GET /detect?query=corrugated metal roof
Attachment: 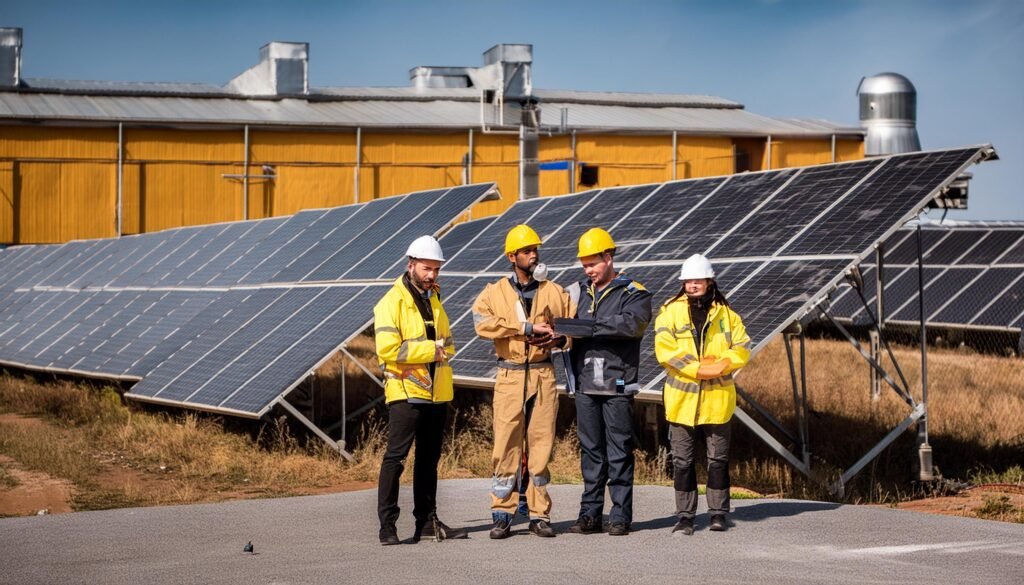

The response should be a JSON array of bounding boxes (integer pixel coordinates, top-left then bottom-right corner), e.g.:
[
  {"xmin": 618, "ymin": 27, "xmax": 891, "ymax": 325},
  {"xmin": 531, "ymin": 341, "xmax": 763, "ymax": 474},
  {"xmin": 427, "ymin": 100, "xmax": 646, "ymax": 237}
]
[{"xmin": 0, "ymin": 84, "xmax": 862, "ymax": 136}]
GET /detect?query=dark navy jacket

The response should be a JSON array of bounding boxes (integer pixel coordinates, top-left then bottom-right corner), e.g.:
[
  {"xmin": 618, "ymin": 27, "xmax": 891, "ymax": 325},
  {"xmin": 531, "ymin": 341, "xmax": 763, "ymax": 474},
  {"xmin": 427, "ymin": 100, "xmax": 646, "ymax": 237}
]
[{"xmin": 565, "ymin": 275, "xmax": 653, "ymax": 395}]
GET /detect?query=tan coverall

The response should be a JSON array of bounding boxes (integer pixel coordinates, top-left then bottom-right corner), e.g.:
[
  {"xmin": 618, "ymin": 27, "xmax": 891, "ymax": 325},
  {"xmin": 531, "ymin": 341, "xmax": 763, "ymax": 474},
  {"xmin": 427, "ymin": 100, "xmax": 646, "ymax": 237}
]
[{"xmin": 472, "ymin": 278, "xmax": 574, "ymax": 520}]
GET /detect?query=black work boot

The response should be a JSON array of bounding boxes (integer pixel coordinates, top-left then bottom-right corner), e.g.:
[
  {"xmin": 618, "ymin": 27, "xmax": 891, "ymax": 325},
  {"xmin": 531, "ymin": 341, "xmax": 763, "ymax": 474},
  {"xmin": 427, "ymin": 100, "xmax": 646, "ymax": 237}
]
[
  {"xmin": 671, "ymin": 517, "xmax": 694, "ymax": 536},
  {"xmin": 414, "ymin": 516, "xmax": 469, "ymax": 542},
  {"xmin": 709, "ymin": 514, "xmax": 728, "ymax": 532},
  {"xmin": 528, "ymin": 519, "xmax": 556, "ymax": 538},
  {"xmin": 607, "ymin": 522, "xmax": 630, "ymax": 536},
  {"xmin": 489, "ymin": 512, "xmax": 513, "ymax": 540},
  {"xmin": 379, "ymin": 523, "xmax": 400, "ymax": 545},
  {"xmin": 566, "ymin": 515, "xmax": 602, "ymax": 534}
]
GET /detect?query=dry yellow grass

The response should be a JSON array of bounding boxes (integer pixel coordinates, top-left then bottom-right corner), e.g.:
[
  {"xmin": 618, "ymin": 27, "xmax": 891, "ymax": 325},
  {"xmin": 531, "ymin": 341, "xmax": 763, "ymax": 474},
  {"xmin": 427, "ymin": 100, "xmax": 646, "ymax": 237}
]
[{"xmin": 0, "ymin": 333, "xmax": 1019, "ymax": 515}]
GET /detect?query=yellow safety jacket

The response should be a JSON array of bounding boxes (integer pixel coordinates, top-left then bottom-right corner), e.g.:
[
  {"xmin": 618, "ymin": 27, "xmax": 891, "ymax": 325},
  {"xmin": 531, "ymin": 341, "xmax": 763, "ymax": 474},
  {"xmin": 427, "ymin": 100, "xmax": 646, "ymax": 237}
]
[
  {"xmin": 472, "ymin": 278, "xmax": 574, "ymax": 364},
  {"xmin": 654, "ymin": 297, "xmax": 750, "ymax": 426},
  {"xmin": 374, "ymin": 276, "xmax": 456, "ymax": 404}
]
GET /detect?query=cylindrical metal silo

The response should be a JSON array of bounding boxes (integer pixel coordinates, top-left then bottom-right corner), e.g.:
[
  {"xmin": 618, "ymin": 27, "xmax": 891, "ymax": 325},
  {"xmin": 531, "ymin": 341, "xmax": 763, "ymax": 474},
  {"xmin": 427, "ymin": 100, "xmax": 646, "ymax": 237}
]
[{"xmin": 857, "ymin": 72, "xmax": 922, "ymax": 156}]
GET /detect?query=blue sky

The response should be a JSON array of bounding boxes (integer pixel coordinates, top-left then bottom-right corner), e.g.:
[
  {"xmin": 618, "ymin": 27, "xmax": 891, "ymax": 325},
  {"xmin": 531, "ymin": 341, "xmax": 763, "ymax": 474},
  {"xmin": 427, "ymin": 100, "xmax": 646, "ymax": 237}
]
[{"xmin": 5, "ymin": 0, "xmax": 1023, "ymax": 220}]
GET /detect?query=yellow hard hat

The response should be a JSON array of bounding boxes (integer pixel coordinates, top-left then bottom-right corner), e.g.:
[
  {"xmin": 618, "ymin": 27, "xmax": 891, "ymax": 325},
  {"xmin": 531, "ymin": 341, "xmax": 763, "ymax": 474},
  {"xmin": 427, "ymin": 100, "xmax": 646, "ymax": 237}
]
[
  {"xmin": 577, "ymin": 228, "xmax": 616, "ymax": 258},
  {"xmin": 505, "ymin": 224, "xmax": 543, "ymax": 255}
]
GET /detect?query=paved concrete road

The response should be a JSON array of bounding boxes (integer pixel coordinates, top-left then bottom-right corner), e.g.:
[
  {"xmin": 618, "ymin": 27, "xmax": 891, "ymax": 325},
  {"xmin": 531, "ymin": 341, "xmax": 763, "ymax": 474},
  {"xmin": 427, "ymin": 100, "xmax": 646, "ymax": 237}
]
[{"xmin": 1, "ymin": 479, "xmax": 1022, "ymax": 585}]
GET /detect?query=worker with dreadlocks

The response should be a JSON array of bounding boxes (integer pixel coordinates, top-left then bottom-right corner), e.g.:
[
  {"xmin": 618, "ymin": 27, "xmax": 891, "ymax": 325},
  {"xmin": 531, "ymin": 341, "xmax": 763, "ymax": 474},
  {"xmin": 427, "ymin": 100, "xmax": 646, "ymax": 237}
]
[
  {"xmin": 654, "ymin": 254, "xmax": 750, "ymax": 535},
  {"xmin": 472, "ymin": 224, "xmax": 574, "ymax": 539}
]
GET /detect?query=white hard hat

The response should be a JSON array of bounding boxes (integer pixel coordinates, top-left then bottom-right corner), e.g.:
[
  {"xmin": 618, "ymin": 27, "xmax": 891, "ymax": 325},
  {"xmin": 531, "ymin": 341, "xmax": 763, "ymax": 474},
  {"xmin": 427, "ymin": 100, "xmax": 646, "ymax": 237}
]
[
  {"xmin": 406, "ymin": 235, "xmax": 445, "ymax": 262},
  {"xmin": 679, "ymin": 254, "xmax": 715, "ymax": 280}
]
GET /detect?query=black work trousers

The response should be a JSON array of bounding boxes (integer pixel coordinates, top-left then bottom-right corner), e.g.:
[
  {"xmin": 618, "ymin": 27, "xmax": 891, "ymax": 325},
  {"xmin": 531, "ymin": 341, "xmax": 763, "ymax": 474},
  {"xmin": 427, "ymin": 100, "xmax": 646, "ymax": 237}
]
[
  {"xmin": 575, "ymin": 392, "xmax": 635, "ymax": 526},
  {"xmin": 377, "ymin": 400, "xmax": 447, "ymax": 528}
]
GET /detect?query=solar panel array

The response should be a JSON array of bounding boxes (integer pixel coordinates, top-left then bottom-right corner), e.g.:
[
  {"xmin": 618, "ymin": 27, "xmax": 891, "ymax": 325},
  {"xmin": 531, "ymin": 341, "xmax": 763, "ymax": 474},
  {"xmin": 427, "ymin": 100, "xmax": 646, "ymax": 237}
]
[
  {"xmin": 828, "ymin": 221, "xmax": 1024, "ymax": 333},
  {"xmin": 438, "ymin": 147, "xmax": 994, "ymax": 395},
  {"xmin": 0, "ymin": 183, "xmax": 497, "ymax": 418}
]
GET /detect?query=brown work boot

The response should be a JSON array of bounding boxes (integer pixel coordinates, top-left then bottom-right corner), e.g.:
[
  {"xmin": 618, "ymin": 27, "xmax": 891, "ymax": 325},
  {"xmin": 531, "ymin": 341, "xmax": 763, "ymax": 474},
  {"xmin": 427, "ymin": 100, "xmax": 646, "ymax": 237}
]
[{"xmin": 529, "ymin": 519, "xmax": 556, "ymax": 538}]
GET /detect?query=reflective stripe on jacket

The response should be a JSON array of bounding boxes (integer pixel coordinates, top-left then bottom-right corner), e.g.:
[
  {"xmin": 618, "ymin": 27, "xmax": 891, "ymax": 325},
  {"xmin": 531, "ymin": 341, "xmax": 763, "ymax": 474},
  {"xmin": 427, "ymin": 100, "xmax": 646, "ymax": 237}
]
[
  {"xmin": 654, "ymin": 297, "xmax": 750, "ymax": 426},
  {"xmin": 472, "ymin": 278, "xmax": 574, "ymax": 364},
  {"xmin": 374, "ymin": 276, "xmax": 456, "ymax": 404}
]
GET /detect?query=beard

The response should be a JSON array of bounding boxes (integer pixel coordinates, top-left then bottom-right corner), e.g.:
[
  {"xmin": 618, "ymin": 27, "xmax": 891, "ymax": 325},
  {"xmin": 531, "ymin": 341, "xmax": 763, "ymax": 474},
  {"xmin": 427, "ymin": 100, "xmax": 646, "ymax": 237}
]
[
  {"xmin": 516, "ymin": 256, "xmax": 538, "ymax": 276},
  {"xmin": 411, "ymin": 271, "xmax": 435, "ymax": 291}
]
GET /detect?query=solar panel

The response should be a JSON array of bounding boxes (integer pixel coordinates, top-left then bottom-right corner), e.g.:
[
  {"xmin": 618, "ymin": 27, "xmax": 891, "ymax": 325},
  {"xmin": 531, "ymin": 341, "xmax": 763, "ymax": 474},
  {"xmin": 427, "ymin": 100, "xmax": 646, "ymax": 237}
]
[
  {"xmin": 829, "ymin": 221, "xmax": 1024, "ymax": 333},
  {"xmin": 0, "ymin": 183, "xmax": 497, "ymax": 423},
  {"xmin": 432, "ymin": 147, "xmax": 995, "ymax": 395}
]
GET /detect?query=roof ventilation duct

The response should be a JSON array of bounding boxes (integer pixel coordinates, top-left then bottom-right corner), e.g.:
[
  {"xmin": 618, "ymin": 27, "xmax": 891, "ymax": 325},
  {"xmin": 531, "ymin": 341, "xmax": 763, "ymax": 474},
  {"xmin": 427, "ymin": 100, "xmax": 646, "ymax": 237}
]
[
  {"xmin": 226, "ymin": 41, "xmax": 308, "ymax": 96},
  {"xmin": 409, "ymin": 43, "xmax": 533, "ymax": 100},
  {"xmin": 0, "ymin": 27, "xmax": 22, "ymax": 88},
  {"xmin": 857, "ymin": 72, "xmax": 921, "ymax": 156}
]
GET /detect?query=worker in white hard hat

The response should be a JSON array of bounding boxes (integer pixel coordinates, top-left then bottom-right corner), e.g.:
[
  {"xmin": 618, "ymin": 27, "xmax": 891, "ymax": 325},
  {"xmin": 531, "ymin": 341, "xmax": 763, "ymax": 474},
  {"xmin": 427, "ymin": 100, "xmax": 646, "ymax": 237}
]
[
  {"xmin": 654, "ymin": 253, "xmax": 750, "ymax": 535},
  {"xmin": 374, "ymin": 235, "xmax": 468, "ymax": 545},
  {"xmin": 471, "ymin": 224, "xmax": 574, "ymax": 539},
  {"xmin": 560, "ymin": 228, "xmax": 653, "ymax": 537}
]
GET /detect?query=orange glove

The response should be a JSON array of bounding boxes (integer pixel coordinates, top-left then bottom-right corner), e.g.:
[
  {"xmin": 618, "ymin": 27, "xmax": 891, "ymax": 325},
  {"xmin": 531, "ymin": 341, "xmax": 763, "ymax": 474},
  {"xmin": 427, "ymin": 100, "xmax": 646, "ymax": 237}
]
[{"xmin": 696, "ymin": 358, "xmax": 731, "ymax": 380}]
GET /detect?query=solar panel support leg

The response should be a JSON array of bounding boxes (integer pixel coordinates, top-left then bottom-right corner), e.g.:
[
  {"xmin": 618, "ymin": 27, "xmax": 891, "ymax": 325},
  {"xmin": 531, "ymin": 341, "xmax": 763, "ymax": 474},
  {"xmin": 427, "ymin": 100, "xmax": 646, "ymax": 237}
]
[
  {"xmin": 278, "ymin": 398, "xmax": 355, "ymax": 463},
  {"xmin": 783, "ymin": 331, "xmax": 811, "ymax": 468},
  {"xmin": 834, "ymin": 403, "xmax": 925, "ymax": 495},
  {"xmin": 340, "ymin": 346, "xmax": 385, "ymax": 389},
  {"xmin": 916, "ymin": 224, "xmax": 934, "ymax": 481},
  {"xmin": 817, "ymin": 307, "xmax": 915, "ymax": 407},
  {"xmin": 732, "ymin": 408, "xmax": 809, "ymax": 477}
]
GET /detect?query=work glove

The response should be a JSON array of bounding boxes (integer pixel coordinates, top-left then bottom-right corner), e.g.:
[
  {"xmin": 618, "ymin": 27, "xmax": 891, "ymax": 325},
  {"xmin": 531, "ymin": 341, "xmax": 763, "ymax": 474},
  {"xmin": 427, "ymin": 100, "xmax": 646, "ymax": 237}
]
[{"xmin": 696, "ymin": 358, "xmax": 731, "ymax": 380}]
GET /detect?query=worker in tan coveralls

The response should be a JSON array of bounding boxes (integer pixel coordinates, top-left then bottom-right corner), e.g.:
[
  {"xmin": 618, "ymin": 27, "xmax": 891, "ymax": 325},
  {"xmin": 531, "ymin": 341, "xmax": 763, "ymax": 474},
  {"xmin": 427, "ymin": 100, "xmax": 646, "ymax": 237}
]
[{"xmin": 472, "ymin": 224, "xmax": 574, "ymax": 539}]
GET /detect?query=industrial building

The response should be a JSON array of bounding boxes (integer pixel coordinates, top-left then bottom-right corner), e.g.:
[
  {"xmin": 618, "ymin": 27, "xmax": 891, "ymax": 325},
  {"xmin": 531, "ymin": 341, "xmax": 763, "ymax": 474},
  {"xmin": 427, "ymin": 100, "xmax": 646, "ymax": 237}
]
[{"xmin": 0, "ymin": 27, "xmax": 864, "ymax": 244}]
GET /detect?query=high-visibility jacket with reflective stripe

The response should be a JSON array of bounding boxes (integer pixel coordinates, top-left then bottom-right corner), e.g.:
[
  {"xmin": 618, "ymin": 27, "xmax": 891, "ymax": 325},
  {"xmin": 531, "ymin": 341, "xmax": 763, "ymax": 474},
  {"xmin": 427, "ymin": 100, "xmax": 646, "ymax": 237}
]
[
  {"xmin": 374, "ymin": 277, "xmax": 456, "ymax": 404},
  {"xmin": 472, "ymin": 278, "xmax": 574, "ymax": 364},
  {"xmin": 654, "ymin": 297, "xmax": 750, "ymax": 426}
]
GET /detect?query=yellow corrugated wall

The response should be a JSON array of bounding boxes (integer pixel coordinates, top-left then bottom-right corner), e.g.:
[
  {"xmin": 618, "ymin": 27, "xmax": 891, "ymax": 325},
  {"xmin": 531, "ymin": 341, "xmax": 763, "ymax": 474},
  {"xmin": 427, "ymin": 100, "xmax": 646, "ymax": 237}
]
[
  {"xmin": 126, "ymin": 129, "xmax": 243, "ymax": 231},
  {"xmin": 0, "ymin": 126, "xmax": 118, "ymax": 243},
  {"xmin": 539, "ymin": 135, "xmax": 573, "ymax": 196},
  {"xmin": 677, "ymin": 136, "xmax": 736, "ymax": 179},
  {"xmin": 249, "ymin": 130, "xmax": 357, "ymax": 217},
  {"xmin": 575, "ymin": 135, "xmax": 672, "ymax": 189},
  {"xmin": 766, "ymin": 138, "xmax": 864, "ymax": 169},
  {"xmin": 0, "ymin": 161, "xmax": 12, "ymax": 242},
  {"xmin": 469, "ymin": 133, "xmax": 518, "ymax": 218},
  {"xmin": 360, "ymin": 133, "xmax": 467, "ymax": 201}
]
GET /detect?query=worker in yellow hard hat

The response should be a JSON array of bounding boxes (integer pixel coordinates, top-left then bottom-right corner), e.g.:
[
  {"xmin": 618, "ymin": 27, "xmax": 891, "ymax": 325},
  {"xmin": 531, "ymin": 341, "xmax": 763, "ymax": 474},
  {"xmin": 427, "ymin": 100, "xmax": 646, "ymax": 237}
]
[
  {"xmin": 558, "ymin": 227, "xmax": 652, "ymax": 537},
  {"xmin": 654, "ymin": 254, "xmax": 750, "ymax": 535},
  {"xmin": 472, "ymin": 224, "xmax": 574, "ymax": 538}
]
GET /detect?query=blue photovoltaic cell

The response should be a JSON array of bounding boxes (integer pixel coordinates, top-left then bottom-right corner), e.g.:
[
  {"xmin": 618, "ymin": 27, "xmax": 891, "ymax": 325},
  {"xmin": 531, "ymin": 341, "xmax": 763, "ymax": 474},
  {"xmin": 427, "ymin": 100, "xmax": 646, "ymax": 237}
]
[
  {"xmin": 995, "ymin": 238, "xmax": 1024, "ymax": 265},
  {"xmin": 783, "ymin": 148, "xmax": 978, "ymax": 256},
  {"xmin": 221, "ymin": 288, "xmax": 383, "ymax": 414},
  {"xmin": 932, "ymin": 267, "xmax": 1022, "ymax": 326},
  {"xmin": 539, "ymin": 186, "xmax": 659, "ymax": 267},
  {"xmin": 642, "ymin": 169, "xmax": 799, "ymax": 263},
  {"xmin": 343, "ymin": 184, "xmax": 496, "ymax": 279},
  {"xmin": 202, "ymin": 217, "xmax": 293, "ymax": 285},
  {"xmin": 443, "ymin": 198, "xmax": 548, "ymax": 272},
  {"xmin": 131, "ymin": 289, "xmax": 289, "ymax": 400},
  {"xmin": 971, "ymin": 275, "xmax": 1024, "ymax": 327},
  {"xmin": 268, "ymin": 204, "xmax": 370, "ymax": 283},
  {"xmin": 160, "ymin": 222, "xmax": 245, "ymax": 286},
  {"xmin": 727, "ymin": 259, "xmax": 852, "ymax": 346},
  {"xmin": 131, "ymin": 226, "xmax": 222, "ymax": 287},
  {"xmin": 890, "ymin": 267, "xmax": 983, "ymax": 322},
  {"xmin": 708, "ymin": 159, "xmax": 883, "ymax": 259},
  {"xmin": 296, "ymin": 197, "xmax": 405, "ymax": 282},
  {"xmin": 959, "ymin": 231, "xmax": 1024, "ymax": 265}
]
